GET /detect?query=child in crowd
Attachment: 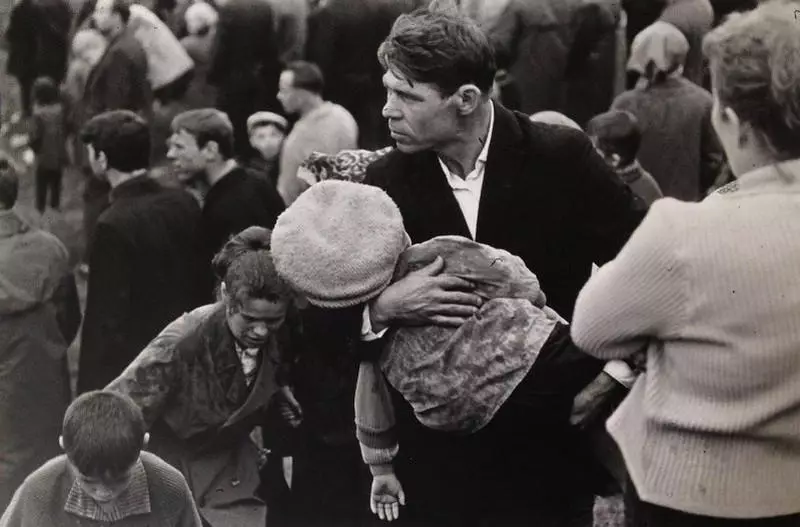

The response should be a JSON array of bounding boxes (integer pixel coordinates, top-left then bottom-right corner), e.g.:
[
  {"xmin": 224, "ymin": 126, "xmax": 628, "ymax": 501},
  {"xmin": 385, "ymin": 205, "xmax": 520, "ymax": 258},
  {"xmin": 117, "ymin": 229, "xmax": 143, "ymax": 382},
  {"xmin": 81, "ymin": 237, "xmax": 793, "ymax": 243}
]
[
  {"xmin": 247, "ymin": 111, "xmax": 288, "ymax": 188},
  {"xmin": 587, "ymin": 109, "xmax": 663, "ymax": 207},
  {"xmin": 29, "ymin": 77, "xmax": 69, "ymax": 214},
  {"xmin": 0, "ymin": 391, "xmax": 202, "ymax": 527}
]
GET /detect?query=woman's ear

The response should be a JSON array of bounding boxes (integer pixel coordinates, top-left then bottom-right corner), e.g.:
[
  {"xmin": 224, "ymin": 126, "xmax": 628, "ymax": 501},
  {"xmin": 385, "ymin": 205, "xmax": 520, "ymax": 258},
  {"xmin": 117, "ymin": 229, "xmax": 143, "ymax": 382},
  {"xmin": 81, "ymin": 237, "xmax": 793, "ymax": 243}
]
[
  {"xmin": 142, "ymin": 432, "xmax": 150, "ymax": 449},
  {"xmin": 59, "ymin": 435, "xmax": 65, "ymax": 451},
  {"xmin": 219, "ymin": 281, "xmax": 228, "ymax": 299}
]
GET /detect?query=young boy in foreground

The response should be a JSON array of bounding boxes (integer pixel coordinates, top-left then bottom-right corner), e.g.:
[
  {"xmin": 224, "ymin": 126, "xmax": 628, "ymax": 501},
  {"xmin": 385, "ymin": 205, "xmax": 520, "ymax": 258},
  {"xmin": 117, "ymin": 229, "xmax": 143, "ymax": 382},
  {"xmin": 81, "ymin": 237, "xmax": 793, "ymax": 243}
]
[{"xmin": 0, "ymin": 391, "xmax": 202, "ymax": 526}]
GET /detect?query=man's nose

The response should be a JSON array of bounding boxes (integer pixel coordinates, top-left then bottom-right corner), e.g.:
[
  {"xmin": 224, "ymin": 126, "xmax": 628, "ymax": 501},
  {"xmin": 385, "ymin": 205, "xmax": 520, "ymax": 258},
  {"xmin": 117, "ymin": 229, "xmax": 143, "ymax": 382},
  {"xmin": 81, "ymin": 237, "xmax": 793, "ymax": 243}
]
[
  {"xmin": 382, "ymin": 99, "xmax": 401, "ymax": 120},
  {"xmin": 251, "ymin": 323, "xmax": 268, "ymax": 337}
]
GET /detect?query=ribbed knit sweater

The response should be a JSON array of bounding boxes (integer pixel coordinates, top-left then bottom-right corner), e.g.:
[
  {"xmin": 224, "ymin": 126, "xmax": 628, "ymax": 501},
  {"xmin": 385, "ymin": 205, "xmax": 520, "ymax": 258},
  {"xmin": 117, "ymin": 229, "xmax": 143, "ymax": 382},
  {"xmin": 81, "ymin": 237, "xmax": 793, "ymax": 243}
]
[
  {"xmin": 0, "ymin": 452, "xmax": 201, "ymax": 526},
  {"xmin": 571, "ymin": 159, "xmax": 800, "ymax": 519}
]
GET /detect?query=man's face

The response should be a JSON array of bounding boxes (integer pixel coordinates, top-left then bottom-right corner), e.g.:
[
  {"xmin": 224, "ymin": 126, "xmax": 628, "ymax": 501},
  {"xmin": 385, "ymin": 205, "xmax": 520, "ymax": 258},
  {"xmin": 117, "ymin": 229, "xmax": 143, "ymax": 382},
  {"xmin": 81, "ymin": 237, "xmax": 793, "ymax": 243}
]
[
  {"xmin": 93, "ymin": 0, "xmax": 121, "ymax": 36},
  {"xmin": 167, "ymin": 129, "xmax": 208, "ymax": 174},
  {"xmin": 277, "ymin": 71, "xmax": 303, "ymax": 115},
  {"xmin": 249, "ymin": 125, "xmax": 285, "ymax": 161},
  {"xmin": 226, "ymin": 295, "xmax": 288, "ymax": 349},
  {"xmin": 381, "ymin": 69, "xmax": 459, "ymax": 154},
  {"xmin": 69, "ymin": 459, "xmax": 137, "ymax": 504}
]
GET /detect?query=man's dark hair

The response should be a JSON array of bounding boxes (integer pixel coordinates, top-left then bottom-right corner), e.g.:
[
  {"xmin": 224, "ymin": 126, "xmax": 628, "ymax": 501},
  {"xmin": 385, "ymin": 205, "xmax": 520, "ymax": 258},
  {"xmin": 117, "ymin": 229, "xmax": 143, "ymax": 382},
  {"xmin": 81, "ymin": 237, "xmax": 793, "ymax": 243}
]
[
  {"xmin": 171, "ymin": 108, "xmax": 235, "ymax": 160},
  {"xmin": 32, "ymin": 76, "xmax": 60, "ymax": 106},
  {"xmin": 62, "ymin": 391, "xmax": 146, "ymax": 477},
  {"xmin": 80, "ymin": 110, "xmax": 151, "ymax": 172},
  {"xmin": 0, "ymin": 159, "xmax": 19, "ymax": 209},
  {"xmin": 586, "ymin": 110, "xmax": 643, "ymax": 166},
  {"xmin": 377, "ymin": 9, "xmax": 497, "ymax": 96},
  {"xmin": 284, "ymin": 61, "xmax": 325, "ymax": 96}
]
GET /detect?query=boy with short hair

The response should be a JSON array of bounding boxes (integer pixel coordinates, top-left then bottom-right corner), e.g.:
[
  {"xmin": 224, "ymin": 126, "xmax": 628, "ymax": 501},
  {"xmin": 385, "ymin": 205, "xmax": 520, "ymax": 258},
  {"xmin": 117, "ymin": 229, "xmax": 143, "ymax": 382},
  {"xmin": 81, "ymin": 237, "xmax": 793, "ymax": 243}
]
[
  {"xmin": 246, "ymin": 111, "xmax": 288, "ymax": 187},
  {"xmin": 0, "ymin": 391, "xmax": 202, "ymax": 527},
  {"xmin": 587, "ymin": 109, "xmax": 663, "ymax": 207}
]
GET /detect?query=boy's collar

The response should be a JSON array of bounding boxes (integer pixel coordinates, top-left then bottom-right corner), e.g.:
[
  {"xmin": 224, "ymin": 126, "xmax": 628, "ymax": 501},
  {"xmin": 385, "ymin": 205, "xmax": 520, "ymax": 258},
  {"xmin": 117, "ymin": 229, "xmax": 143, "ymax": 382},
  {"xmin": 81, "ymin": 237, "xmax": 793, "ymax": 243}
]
[{"xmin": 64, "ymin": 457, "xmax": 151, "ymax": 522}]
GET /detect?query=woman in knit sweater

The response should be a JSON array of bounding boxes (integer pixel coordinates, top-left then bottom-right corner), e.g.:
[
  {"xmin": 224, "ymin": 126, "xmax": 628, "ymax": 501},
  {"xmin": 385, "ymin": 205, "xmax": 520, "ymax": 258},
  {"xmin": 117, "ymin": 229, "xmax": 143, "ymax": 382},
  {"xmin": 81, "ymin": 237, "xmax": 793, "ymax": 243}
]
[{"xmin": 571, "ymin": 2, "xmax": 800, "ymax": 524}]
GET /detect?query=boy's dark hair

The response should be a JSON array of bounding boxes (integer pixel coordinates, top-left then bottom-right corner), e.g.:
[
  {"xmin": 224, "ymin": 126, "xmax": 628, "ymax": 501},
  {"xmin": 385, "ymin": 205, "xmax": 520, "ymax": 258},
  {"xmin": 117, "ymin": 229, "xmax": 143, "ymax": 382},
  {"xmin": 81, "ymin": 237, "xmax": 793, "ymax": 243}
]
[
  {"xmin": 32, "ymin": 77, "xmax": 60, "ymax": 106},
  {"xmin": 212, "ymin": 226, "xmax": 292, "ymax": 306},
  {"xmin": 586, "ymin": 110, "xmax": 643, "ymax": 166},
  {"xmin": 80, "ymin": 110, "xmax": 151, "ymax": 172},
  {"xmin": 0, "ymin": 159, "xmax": 19, "ymax": 209},
  {"xmin": 378, "ymin": 9, "xmax": 497, "ymax": 96},
  {"xmin": 171, "ymin": 108, "xmax": 235, "ymax": 160},
  {"xmin": 284, "ymin": 61, "xmax": 325, "ymax": 96},
  {"xmin": 62, "ymin": 391, "xmax": 146, "ymax": 477}
]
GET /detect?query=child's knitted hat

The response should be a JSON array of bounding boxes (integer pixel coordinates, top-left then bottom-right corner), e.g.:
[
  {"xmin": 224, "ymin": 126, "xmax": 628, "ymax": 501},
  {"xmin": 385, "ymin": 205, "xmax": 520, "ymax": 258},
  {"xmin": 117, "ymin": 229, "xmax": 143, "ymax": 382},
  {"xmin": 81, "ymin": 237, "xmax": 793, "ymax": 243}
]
[{"xmin": 271, "ymin": 180, "xmax": 410, "ymax": 308}]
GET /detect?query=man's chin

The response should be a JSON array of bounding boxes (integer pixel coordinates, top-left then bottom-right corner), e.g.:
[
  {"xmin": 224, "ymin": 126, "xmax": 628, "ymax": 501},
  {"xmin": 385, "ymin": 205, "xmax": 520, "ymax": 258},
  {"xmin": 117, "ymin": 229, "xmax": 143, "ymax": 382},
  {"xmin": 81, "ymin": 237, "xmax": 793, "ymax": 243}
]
[{"xmin": 393, "ymin": 140, "xmax": 425, "ymax": 154}]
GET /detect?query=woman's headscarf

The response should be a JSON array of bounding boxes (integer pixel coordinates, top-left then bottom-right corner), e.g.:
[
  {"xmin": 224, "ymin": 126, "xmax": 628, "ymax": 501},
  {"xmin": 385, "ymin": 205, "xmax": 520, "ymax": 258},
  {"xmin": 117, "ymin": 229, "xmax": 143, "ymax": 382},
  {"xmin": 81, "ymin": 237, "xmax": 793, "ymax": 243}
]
[{"xmin": 627, "ymin": 21, "xmax": 690, "ymax": 88}]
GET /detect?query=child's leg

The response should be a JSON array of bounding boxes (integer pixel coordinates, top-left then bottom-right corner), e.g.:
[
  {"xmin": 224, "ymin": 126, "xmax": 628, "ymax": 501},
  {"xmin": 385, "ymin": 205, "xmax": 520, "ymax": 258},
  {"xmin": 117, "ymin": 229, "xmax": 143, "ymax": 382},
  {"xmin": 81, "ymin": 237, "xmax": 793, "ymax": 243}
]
[
  {"xmin": 35, "ymin": 166, "xmax": 48, "ymax": 213},
  {"xmin": 50, "ymin": 168, "xmax": 63, "ymax": 210}
]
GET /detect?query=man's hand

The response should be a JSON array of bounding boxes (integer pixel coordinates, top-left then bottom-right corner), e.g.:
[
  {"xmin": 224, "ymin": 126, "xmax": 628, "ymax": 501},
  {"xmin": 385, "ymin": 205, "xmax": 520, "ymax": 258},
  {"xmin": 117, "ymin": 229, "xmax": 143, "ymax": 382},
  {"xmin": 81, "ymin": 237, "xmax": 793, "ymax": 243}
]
[
  {"xmin": 277, "ymin": 386, "xmax": 303, "ymax": 428},
  {"xmin": 370, "ymin": 473, "xmax": 406, "ymax": 522},
  {"xmin": 369, "ymin": 256, "xmax": 484, "ymax": 332}
]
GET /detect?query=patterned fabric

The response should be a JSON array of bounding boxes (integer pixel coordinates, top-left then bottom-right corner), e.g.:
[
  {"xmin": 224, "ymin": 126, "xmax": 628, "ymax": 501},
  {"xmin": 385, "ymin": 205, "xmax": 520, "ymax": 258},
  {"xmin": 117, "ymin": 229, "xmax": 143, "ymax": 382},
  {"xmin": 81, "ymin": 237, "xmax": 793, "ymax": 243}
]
[
  {"xmin": 356, "ymin": 235, "xmax": 564, "ymax": 464},
  {"xmin": 296, "ymin": 147, "xmax": 393, "ymax": 186},
  {"xmin": 64, "ymin": 458, "xmax": 150, "ymax": 522}
]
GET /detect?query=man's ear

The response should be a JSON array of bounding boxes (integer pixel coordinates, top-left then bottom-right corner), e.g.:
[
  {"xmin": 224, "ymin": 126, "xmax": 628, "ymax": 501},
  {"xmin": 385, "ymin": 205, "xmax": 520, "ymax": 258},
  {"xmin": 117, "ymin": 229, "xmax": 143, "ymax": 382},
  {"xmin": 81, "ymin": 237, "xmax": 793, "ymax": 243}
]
[
  {"xmin": 202, "ymin": 140, "xmax": 221, "ymax": 161},
  {"xmin": 142, "ymin": 432, "xmax": 150, "ymax": 449},
  {"xmin": 453, "ymin": 85, "xmax": 483, "ymax": 115},
  {"xmin": 59, "ymin": 435, "xmax": 65, "ymax": 451}
]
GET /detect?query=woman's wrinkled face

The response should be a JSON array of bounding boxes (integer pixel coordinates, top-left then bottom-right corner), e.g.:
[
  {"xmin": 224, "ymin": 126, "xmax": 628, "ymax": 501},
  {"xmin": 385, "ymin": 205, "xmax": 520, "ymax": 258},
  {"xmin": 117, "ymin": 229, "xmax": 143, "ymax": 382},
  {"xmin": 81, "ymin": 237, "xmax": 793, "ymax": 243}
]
[{"xmin": 226, "ymin": 295, "xmax": 288, "ymax": 348}]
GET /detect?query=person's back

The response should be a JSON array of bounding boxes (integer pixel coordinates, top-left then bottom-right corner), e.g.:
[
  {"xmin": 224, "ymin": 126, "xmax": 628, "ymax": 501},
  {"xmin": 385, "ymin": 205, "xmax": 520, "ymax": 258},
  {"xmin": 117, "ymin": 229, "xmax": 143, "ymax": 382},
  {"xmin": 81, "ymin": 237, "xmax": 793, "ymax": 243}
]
[
  {"xmin": 613, "ymin": 77, "xmax": 714, "ymax": 201},
  {"xmin": 78, "ymin": 111, "xmax": 204, "ymax": 393},
  {"xmin": 0, "ymin": 165, "xmax": 76, "ymax": 512},
  {"xmin": 31, "ymin": 102, "xmax": 68, "ymax": 171}
]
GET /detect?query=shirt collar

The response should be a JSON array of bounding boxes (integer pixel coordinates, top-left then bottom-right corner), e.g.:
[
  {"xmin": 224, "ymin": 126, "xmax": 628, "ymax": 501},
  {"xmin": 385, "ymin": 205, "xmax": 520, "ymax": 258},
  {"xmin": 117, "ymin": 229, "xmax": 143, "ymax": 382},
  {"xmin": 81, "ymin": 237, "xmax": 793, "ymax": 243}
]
[
  {"xmin": 440, "ymin": 102, "xmax": 495, "ymax": 186},
  {"xmin": 65, "ymin": 458, "xmax": 151, "ymax": 522}
]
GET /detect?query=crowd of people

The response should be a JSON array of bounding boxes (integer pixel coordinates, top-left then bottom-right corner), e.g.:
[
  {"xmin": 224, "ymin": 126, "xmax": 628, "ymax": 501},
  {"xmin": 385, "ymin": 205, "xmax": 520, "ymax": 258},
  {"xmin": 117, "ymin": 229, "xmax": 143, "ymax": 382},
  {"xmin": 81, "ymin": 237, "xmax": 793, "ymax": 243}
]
[{"xmin": 3, "ymin": 0, "xmax": 800, "ymax": 526}]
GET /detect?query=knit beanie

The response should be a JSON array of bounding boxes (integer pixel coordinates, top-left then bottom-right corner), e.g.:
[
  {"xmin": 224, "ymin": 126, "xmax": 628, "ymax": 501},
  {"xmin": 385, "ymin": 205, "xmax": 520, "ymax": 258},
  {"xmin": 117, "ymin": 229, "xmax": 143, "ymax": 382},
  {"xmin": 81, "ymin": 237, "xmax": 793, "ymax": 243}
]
[{"xmin": 271, "ymin": 180, "xmax": 410, "ymax": 308}]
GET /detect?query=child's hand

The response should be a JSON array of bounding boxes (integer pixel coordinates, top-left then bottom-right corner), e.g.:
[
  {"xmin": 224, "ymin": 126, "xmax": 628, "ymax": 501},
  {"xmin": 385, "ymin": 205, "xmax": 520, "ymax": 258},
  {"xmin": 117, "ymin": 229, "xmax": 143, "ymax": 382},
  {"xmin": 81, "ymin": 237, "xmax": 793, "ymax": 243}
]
[{"xmin": 370, "ymin": 473, "xmax": 406, "ymax": 522}]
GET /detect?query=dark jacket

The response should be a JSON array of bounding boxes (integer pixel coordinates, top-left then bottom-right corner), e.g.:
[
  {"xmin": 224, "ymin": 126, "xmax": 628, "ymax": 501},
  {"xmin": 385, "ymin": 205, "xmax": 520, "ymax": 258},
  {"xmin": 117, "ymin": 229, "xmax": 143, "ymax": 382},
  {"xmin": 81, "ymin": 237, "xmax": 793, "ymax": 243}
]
[
  {"xmin": 108, "ymin": 303, "xmax": 293, "ymax": 526},
  {"xmin": 83, "ymin": 26, "xmax": 153, "ymax": 122},
  {"xmin": 5, "ymin": 0, "xmax": 71, "ymax": 84},
  {"xmin": 481, "ymin": 0, "xmax": 618, "ymax": 118},
  {"xmin": 362, "ymin": 101, "xmax": 643, "ymax": 520},
  {"xmin": 78, "ymin": 175, "xmax": 205, "ymax": 393},
  {"xmin": 200, "ymin": 165, "xmax": 285, "ymax": 298},
  {"xmin": 612, "ymin": 77, "xmax": 723, "ymax": 201},
  {"xmin": 30, "ymin": 102, "xmax": 68, "ymax": 170},
  {"xmin": 208, "ymin": 0, "xmax": 282, "ymax": 156}
]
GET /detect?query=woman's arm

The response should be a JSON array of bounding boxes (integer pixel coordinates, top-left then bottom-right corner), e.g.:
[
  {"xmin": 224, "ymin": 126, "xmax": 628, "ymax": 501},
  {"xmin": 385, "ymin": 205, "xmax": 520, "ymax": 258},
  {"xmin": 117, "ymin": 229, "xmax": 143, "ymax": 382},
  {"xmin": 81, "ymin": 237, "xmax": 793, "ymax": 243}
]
[{"xmin": 571, "ymin": 199, "xmax": 689, "ymax": 359}]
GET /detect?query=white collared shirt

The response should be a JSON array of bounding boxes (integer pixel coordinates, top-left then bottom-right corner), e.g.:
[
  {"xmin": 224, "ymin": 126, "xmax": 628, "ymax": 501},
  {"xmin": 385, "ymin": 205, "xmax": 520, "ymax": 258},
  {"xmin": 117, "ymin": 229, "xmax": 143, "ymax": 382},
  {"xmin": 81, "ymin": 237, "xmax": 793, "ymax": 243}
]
[{"xmin": 436, "ymin": 103, "xmax": 495, "ymax": 239}]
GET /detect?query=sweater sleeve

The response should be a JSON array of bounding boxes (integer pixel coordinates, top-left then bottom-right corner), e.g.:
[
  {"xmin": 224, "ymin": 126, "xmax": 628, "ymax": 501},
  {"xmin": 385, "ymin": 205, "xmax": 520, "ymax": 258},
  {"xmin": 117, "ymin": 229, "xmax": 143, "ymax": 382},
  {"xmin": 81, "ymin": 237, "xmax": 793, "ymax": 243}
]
[
  {"xmin": 355, "ymin": 361, "xmax": 399, "ymax": 476},
  {"xmin": 571, "ymin": 199, "xmax": 689, "ymax": 360}
]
